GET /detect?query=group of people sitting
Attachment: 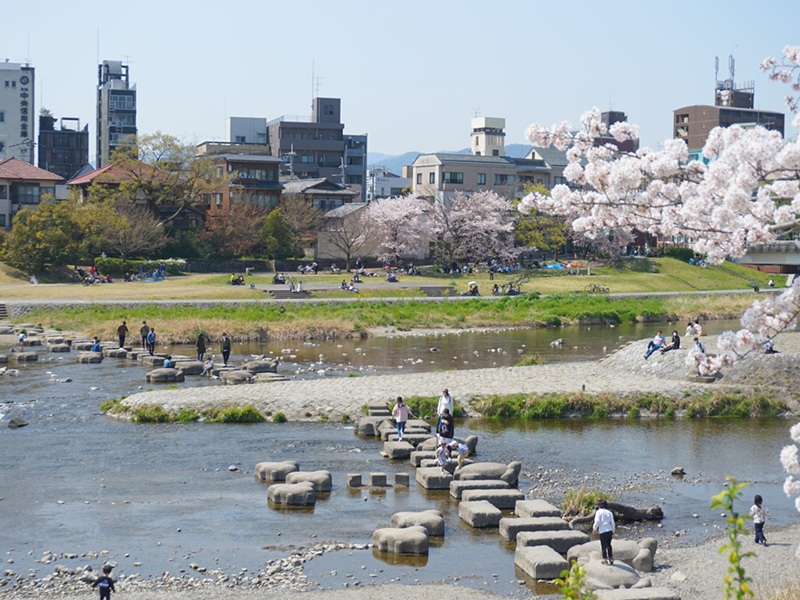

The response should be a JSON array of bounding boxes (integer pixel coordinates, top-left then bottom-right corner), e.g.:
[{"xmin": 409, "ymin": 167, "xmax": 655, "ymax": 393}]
[
  {"xmin": 491, "ymin": 283, "xmax": 521, "ymax": 296},
  {"xmin": 463, "ymin": 283, "xmax": 480, "ymax": 296},
  {"xmin": 340, "ymin": 279, "xmax": 358, "ymax": 293},
  {"xmin": 644, "ymin": 330, "xmax": 682, "ymax": 360},
  {"xmin": 230, "ymin": 274, "xmax": 246, "ymax": 286},
  {"xmin": 272, "ymin": 273, "xmax": 287, "ymax": 285}
]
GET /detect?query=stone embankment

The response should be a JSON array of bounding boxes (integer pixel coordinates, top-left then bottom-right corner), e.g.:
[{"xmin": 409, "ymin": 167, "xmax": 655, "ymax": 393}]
[{"xmin": 119, "ymin": 332, "xmax": 800, "ymax": 420}]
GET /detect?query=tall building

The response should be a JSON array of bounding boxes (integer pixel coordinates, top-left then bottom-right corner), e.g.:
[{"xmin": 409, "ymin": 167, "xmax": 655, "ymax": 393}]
[
  {"xmin": 471, "ymin": 117, "xmax": 506, "ymax": 156},
  {"xmin": 96, "ymin": 60, "xmax": 137, "ymax": 167},
  {"xmin": 38, "ymin": 113, "xmax": 89, "ymax": 180},
  {"xmin": 0, "ymin": 61, "xmax": 35, "ymax": 164}
]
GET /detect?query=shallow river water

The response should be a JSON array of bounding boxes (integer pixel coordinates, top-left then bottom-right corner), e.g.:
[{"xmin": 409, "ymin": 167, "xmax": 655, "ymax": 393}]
[{"xmin": 1, "ymin": 322, "xmax": 797, "ymax": 596}]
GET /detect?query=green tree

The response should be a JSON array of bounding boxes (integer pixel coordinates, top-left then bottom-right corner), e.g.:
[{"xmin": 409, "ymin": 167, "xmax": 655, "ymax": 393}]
[
  {"xmin": 262, "ymin": 208, "xmax": 293, "ymax": 259},
  {"xmin": 515, "ymin": 183, "xmax": 567, "ymax": 256},
  {"xmin": 2, "ymin": 198, "xmax": 80, "ymax": 272}
]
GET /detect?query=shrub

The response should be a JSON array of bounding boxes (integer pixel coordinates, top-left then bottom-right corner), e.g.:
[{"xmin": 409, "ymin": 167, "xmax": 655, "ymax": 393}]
[
  {"xmin": 515, "ymin": 354, "xmax": 547, "ymax": 367},
  {"xmin": 216, "ymin": 406, "xmax": 265, "ymax": 423},
  {"xmin": 94, "ymin": 257, "xmax": 186, "ymax": 277},
  {"xmin": 562, "ymin": 486, "xmax": 613, "ymax": 517},
  {"xmin": 133, "ymin": 405, "xmax": 171, "ymax": 423},
  {"xmin": 100, "ymin": 396, "xmax": 128, "ymax": 413},
  {"xmin": 273, "ymin": 412, "xmax": 287, "ymax": 423},
  {"xmin": 663, "ymin": 246, "xmax": 695, "ymax": 261},
  {"xmin": 177, "ymin": 409, "xmax": 200, "ymax": 423},
  {"xmin": 341, "ymin": 414, "xmax": 351, "ymax": 423}
]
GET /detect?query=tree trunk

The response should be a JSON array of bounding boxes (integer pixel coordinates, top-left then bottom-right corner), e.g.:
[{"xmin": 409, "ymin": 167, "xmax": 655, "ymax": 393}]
[{"xmin": 568, "ymin": 502, "xmax": 664, "ymax": 528}]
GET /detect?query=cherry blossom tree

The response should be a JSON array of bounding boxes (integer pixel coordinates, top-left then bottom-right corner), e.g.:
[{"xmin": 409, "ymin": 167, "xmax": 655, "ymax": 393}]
[
  {"xmin": 518, "ymin": 44, "xmax": 800, "ymax": 374},
  {"xmin": 365, "ymin": 195, "xmax": 430, "ymax": 263},
  {"xmin": 430, "ymin": 190, "xmax": 516, "ymax": 264}
]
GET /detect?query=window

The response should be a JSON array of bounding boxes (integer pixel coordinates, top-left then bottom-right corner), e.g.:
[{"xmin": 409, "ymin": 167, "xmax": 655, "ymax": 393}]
[
  {"xmin": 11, "ymin": 184, "xmax": 40, "ymax": 204},
  {"xmin": 429, "ymin": 172, "xmax": 435, "ymax": 184},
  {"xmin": 0, "ymin": 214, "xmax": 5, "ymax": 227},
  {"xmin": 235, "ymin": 136, "xmax": 246, "ymax": 143},
  {"xmin": 554, "ymin": 177, "xmax": 568, "ymax": 186},
  {"xmin": 442, "ymin": 172, "xmax": 463, "ymax": 184},
  {"xmin": 0, "ymin": 185, "xmax": 6, "ymax": 199},
  {"xmin": 301, "ymin": 154, "xmax": 314, "ymax": 163},
  {"xmin": 492, "ymin": 149, "xmax": 499, "ymax": 156},
  {"xmin": 214, "ymin": 193, "xmax": 223, "ymax": 206},
  {"xmin": 494, "ymin": 174, "xmax": 514, "ymax": 185},
  {"xmin": 109, "ymin": 94, "xmax": 135, "ymax": 110},
  {"xmin": 216, "ymin": 166, "xmax": 223, "ymax": 178},
  {"xmin": 477, "ymin": 173, "xmax": 486, "ymax": 185},
  {"xmin": 416, "ymin": 173, "xmax": 422, "ymax": 184},
  {"xmin": 0, "ymin": 111, "xmax": 4, "ymax": 123}
]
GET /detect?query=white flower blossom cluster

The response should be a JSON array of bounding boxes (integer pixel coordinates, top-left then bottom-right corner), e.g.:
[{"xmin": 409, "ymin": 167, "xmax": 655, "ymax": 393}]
[
  {"xmin": 365, "ymin": 195, "xmax": 430, "ymax": 259},
  {"xmin": 781, "ymin": 423, "xmax": 800, "ymax": 557}
]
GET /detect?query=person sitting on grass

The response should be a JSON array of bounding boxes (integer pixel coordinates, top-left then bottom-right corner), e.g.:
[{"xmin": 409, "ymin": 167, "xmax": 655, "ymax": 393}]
[{"xmin": 644, "ymin": 330, "xmax": 666, "ymax": 360}]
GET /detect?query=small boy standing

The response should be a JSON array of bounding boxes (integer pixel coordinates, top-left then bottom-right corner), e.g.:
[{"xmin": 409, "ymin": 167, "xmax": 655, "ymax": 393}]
[
  {"xmin": 750, "ymin": 494, "xmax": 770, "ymax": 546},
  {"xmin": 92, "ymin": 564, "xmax": 116, "ymax": 600}
]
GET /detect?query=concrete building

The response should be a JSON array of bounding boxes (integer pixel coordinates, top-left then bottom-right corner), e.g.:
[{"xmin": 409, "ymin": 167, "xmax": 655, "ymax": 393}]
[
  {"xmin": 97, "ymin": 60, "xmax": 137, "ymax": 167},
  {"xmin": 0, "ymin": 61, "xmax": 35, "ymax": 164},
  {"xmin": 343, "ymin": 133, "xmax": 367, "ymax": 200},
  {"xmin": 367, "ymin": 166, "xmax": 410, "ymax": 201},
  {"xmin": 226, "ymin": 117, "xmax": 268, "ymax": 146},
  {"xmin": 38, "ymin": 114, "xmax": 89, "ymax": 180},
  {"xmin": 471, "ymin": 117, "xmax": 506, "ymax": 156},
  {"xmin": 204, "ymin": 154, "xmax": 283, "ymax": 215},
  {"xmin": 0, "ymin": 157, "xmax": 62, "ymax": 228}
]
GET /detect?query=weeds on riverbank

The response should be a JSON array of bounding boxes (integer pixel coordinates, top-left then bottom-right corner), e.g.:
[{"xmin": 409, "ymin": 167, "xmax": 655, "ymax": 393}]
[
  {"xmin": 470, "ymin": 391, "xmax": 788, "ymax": 419},
  {"xmin": 562, "ymin": 486, "xmax": 614, "ymax": 518},
  {"xmin": 22, "ymin": 292, "xmax": 761, "ymax": 343},
  {"xmin": 364, "ymin": 396, "xmax": 466, "ymax": 420},
  {"xmin": 99, "ymin": 398, "xmax": 265, "ymax": 423}
]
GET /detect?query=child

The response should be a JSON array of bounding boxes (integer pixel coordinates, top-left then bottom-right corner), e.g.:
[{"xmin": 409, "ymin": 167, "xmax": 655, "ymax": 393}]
[
  {"xmin": 391, "ymin": 397, "xmax": 414, "ymax": 441},
  {"xmin": 449, "ymin": 440, "xmax": 470, "ymax": 468},
  {"xmin": 750, "ymin": 494, "xmax": 770, "ymax": 545},
  {"xmin": 91, "ymin": 564, "xmax": 116, "ymax": 600},
  {"xmin": 592, "ymin": 499, "xmax": 616, "ymax": 565},
  {"xmin": 435, "ymin": 440, "xmax": 455, "ymax": 474}
]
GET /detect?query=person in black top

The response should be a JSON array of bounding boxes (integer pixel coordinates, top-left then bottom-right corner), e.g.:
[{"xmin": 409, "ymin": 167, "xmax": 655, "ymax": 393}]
[
  {"xmin": 661, "ymin": 330, "xmax": 681, "ymax": 354},
  {"xmin": 92, "ymin": 565, "xmax": 115, "ymax": 600},
  {"xmin": 438, "ymin": 407, "xmax": 455, "ymax": 442}
]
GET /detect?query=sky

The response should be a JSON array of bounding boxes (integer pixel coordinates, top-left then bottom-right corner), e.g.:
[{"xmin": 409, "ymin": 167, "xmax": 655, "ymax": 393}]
[{"xmin": 3, "ymin": 0, "xmax": 799, "ymax": 163}]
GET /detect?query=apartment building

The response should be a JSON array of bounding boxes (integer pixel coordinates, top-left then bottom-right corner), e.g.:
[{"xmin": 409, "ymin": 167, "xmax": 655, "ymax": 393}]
[
  {"xmin": 0, "ymin": 61, "xmax": 35, "ymax": 164},
  {"xmin": 97, "ymin": 60, "xmax": 137, "ymax": 167},
  {"xmin": 38, "ymin": 114, "xmax": 89, "ymax": 180}
]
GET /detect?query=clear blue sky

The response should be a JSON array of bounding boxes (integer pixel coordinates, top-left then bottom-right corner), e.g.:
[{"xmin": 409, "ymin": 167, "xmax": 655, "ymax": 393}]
[{"xmin": 3, "ymin": 0, "xmax": 798, "ymax": 161}]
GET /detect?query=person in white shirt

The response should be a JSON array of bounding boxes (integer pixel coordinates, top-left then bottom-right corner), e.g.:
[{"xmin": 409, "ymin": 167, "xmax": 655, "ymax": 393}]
[
  {"xmin": 750, "ymin": 494, "xmax": 770, "ymax": 545},
  {"xmin": 592, "ymin": 499, "xmax": 616, "ymax": 565},
  {"xmin": 685, "ymin": 321, "xmax": 696, "ymax": 337},
  {"xmin": 391, "ymin": 396, "xmax": 414, "ymax": 441},
  {"xmin": 448, "ymin": 440, "xmax": 470, "ymax": 468},
  {"xmin": 435, "ymin": 441, "xmax": 455, "ymax": 474},
  {"xmin": 693, "ymin": 320, "xmax": 703, "ymax": 336}
]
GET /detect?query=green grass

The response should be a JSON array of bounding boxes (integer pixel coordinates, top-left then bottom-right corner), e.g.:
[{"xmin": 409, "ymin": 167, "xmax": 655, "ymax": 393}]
[
  {"xmin": 100, "ymin": 401, "xmax": 266, "ymax": 423},
  {"xmin": 562, "ymin": 487, "xmax": 614, "ymax": 517}
]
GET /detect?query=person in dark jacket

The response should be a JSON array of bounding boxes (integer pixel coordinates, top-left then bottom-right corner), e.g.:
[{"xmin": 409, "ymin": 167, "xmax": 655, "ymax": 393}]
[{"xmin": 91, "ymin": 565, "xmax": 116, "ymax": 600}]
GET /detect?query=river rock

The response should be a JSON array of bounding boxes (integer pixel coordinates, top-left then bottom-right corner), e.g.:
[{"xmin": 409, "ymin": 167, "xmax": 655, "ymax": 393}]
[
  {"xmin": 242, "ymin": 359, "xmax": 280, "ymax": 373},
  {"xmin": 517, "ymin": 530, "xmax": 591, "ymax": 553},
  {"xmin": 145, "ymin": 368, "xmax": 185, "ymax": 383},
  {"xmin": 450, "ymin": 479, "xmax": 510, "ymax": 499},
  {"xmin": 459, "ymin": 500, "xmax": 502, "ymax": 528},
  {"xmin": 254, "ymin": 461, "xmax": 299, "ymax": 482},
  {"xmin": 77, "ymin": 352, "xmax": 103, "ymax": 364},
  {"xmin": 515, "ymin": 545, "xmax": 569, "ymax": 580},
  {"xmin": 267, "ymin": 481, "xmax": 316, "ymax": 507},
  {"xmin": 49, "ymin": 344, "xmax": 71, "ymax": 353},
  {"xmin": 515, "ymin": 499, "xmax": 562, "ymax": 518},
  {"xmin": 456, "ymin": 461, "xmax": 522, "ymax": 486},
  {"xmin": 8, "ymin": 417, "xmax": 28, "ymax": 429},
  {"xmin": 220, "ymin": 370, "xmax": 254, "ymax": 385},
  {"xmin": 285, "ymin": 470, "xmax": 332, "ymax": 492},
  {"xmin": 568, "ymin": 539, "xmax": 658, "ymax": 572},
  {"xmin": 171, "ymin": 360, "xmax": 203, "ymax": 375},
  {"xmin": 372, "ymin": 525, "xmax": 429, "ymax": 555},
  {"xmin": 12, "ymin": 352, "xmax": 38, "ymax": 362},
  {"xmin": 583, "ymin": 559, "xmax": 645, "ymax": 591},
  {"xmin": 390, "ymin": 509, "xmax": 444, "ymax": 536}
]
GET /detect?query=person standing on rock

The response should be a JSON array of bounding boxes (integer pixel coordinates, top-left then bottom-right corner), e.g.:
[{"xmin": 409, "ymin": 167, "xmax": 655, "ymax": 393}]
[
  {"xmin": 17, "ymin": 329, "xmax": 26, "ymax": 352},
  {"xmin": 750, "ymin": 494, "xmax": 770, "ymax": 546},
  {"xmin": 116, "ymin": 321, "xmax": 129, "ymax": 349},
  {"xmin": 140, "ymin": 321, "xmax": 150, "ymax": 349},
  {"xmin": 438, "ymin": 407, "xmax": 455, "ymax": 444},
  {"xmin": 196, "ymin": 333, "xmax": 206, "ymax": 361},
  {"xmin": 449, "ymin": 440, "xmax": 470, "ymax": 468},
  {"xmin": 220, "ymin": 333, "xmax": 232, "ymax": 367},
  {"xmin": 91, "ymin": 564, "xmax": 115, "ymax": 600},
  {"xmin": 592, "ymin": 499, "xmax": 615, "ymax": 565},
  {"xmin": 437, "ymin": 388, "xmax": 453, "ymax": 432},
  {"xmin": 391, "ymin": 396, "xmax": 414, "ymax": 441},
  {"xmin": 436, "ymin": 440, "xmax": 455, "ymax": 474},
  {"xmin": 146, "ymin": 328, "xmax": 156, "ymax": 356}
]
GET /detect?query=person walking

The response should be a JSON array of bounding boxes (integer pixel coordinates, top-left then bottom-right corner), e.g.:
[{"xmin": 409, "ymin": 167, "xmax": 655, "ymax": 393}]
[
  {"xmin": 17, "ymin": 329, "xmax": 27, "ymax": 352},
  {"xmin": 391, "ymin": 397, "xmax": 414, "ymax": 441},
  {"xmin": 437, "ymin": 407, "xmax": 455, "ymax": 444},
  {"xmin": 91, "ymin": 564, "xmax": 115, "ymax": 600},
  {"xmin": 116, "ymin": 321, "xmax": 129, "ymax": 349},
  {"xmin": 146, "ymin": 328, "xmax": 156, "ymax": 356},
  {"xmin": 592, "ymin": 499, "xmax": 616, "ymax": 565},
  {"xmin": 140, "ymin": 321, "xmax": 150, "ymax": 349},
  {"xmin": 220, "ymin": 332, "xmax": 232, "ymax": 367},
  {"xmin": 750, "ymin": 494, "xmax": 770, "ymax": 546},
  {"xmin": 196, "ymin": 333, "xmax": 206, "ymax": 361}
]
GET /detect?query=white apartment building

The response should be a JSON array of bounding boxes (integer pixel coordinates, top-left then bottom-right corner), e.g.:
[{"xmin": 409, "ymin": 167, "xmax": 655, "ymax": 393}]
[{"xmin": 0, "ymin": 60, "xmax": 35, "ymax": 164}]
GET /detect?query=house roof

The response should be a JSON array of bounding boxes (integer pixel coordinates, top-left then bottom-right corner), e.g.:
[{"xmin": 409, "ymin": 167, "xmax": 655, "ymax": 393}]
[
  {"xmin": 325, "ymin": 202, "xmax": 367, "ymax": 218},
  {"xmin": 281, "ymin": 177, "xmax": 358, "ymax": 196},
  {"xmin": 67, "ymin": 161, "xmax": 168, "ymax": 186},
  {"xmin": 412, "ymin": 153, "xmax": 515, "ymax": 167},
  {"xmin": 215, "ymin": 154, "xmax": 283, "ymax": 164},
  {"xmin": 0, "ymin": 157, "xmax": 63, "ymax": 182}
]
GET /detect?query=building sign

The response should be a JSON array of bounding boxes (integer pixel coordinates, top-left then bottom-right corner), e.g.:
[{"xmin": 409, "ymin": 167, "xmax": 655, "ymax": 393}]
[{"xmin": 19, "ymin": 75, "xmax": 30, "ymax": 141}]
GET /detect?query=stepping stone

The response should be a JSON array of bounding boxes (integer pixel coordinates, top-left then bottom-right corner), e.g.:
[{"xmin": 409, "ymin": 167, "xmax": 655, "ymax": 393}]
[
  {"xmin": 410, "ymin": 450, "xmax": 435, "ymax": 467},
  {"xmin": 268, "ymin": 481, "xmax": 316, "ymax": 507},
  {"xmin": 22, "ymin": 338, "xmax": 42, "ymax": 346},
  {"xmin": 372, "ymin": 525, "xmax": 429, "ymax": 555},
  {"xmin": 394, "ymin": 473, "xmax": 409, "ymax": 487},
  {"xmin": 595, "ymin": 589, "xmax": 680, "ymax": 600},
  {"xmin": 515, "ymin": 545, "xmax": 568, "ymax": 580},
  {"xmin": 103, "ymin": 348, "xmax": 128, "ymax": 358},
  {"xmin": 415, "ymin": 467, "xmax": 452, "ymax": 490},
  {"xmin": 355, "ymin": 416, "xmax": 387, "ymax": 436},
  {"xmin": 406, "ymin": 419, "xmax": 431, "ymax": 431},
  {"xmin": 145, "ymin": 368, "xmax": 185, "ymax": 383},
  {"xmin": 255, "ymin": 461, "xmax": 299, "ymax": 482},
  {"xmin": 285, "ymin": 470, "xmax": 332, "ymax": 492},
  {"xmin": 365, "ymin": 401, "xmax": 391, "ymax": 417},
  {"xmin": 220, "ymin": 370, "xmax": 254, "ymax": 385},
  {"xmin": 500, "ymin": 516, "xmax": 570, "ymax": 541},
  {"xmin": 12, "ymin": 352, "xmax": 38, "ymax": 362},
  {"xmin": 126, "ymin": 350, "xmax": 145, "ymax": 359},
  {"xmin": 383, "ymin": 441, "xmax": 414, "ymax": 460},
  {"xmin": 459, "ymin": 500, "xmax": 502, "ymax": 528},
  {"xmin": 568, "ymin": 539, "xmax": 658, "ymax": 572},
  {"xmin": 368, "ymin": 472, "xmax": 387, "ymax": 487},
  {"xmin": 450, "ymin": 479, "xmax": 510, "ymax": 499},
  {"xmin": 139, "ymin": 354, "xmax": 168, "ymax": 366},
  {"xmin": 49, "ymin": 344, "xmax": 71, "ymax": 353},
  {"xmin": 172, "ymin": 360, "xmax": 203, "ymax": 375},
  {"xmin": 391, "ymin": 509, "xmax": 444, "ymax": 536},
  {"xmin": 73, "ymin": 342, "xmax": 95, "ymax": 351},
  {"xmin": 456, "ymin": 461, "xmax": 521, "ymax": 486},
  {"xmin": 385, "ymin": 432, "xmax": 432, "ymax": 445},
  {"xmin": 242, "ymin": 359, "xmax": 279, "ymax": 373},
  {"xmin": 76, "ymin": 352, "xmax": 102, "ymax": 363},
  {"xmin": 420, "ymin": 458, "xmax": 475, "ymax": 469},
  {"xmin": 347, "ymin": 474, "xmax": 362, "ymax": 488},
  {"xmin": 0, "ymin": 354, "xmax": 8, "ymax": 363},
  {"xmin": 583, "ymin": 560, "xmax": 642, "ymax": 591},
  {"xmin": 517, "ymin": 530, "xmax": 591, "ymax": 553},
  {"xmin": 460, "ymin": 488, "xmax": 524, "ymax": 509},
  {"xmin": 515, "ymin": 499, "xmax": 562, "ymax": 518}
]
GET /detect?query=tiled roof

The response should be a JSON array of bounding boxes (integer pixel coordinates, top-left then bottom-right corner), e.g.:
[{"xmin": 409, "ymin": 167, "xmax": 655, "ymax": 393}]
[
  {"xmin": 0, "ymin": 158, "xmax": 64, "ymax": 182},
  {"xmin": 67, "ymin": 162, "xmax": 168, "ymax": 186}
]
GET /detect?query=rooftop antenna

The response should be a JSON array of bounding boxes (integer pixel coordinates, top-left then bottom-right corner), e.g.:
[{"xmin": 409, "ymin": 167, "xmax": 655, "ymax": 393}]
[
  {"xmin": 339, "ymin": 157, "xmax": 346, "ymax": 184},
  {"xmin": 26, "ymin": 33, "xmax": 30, "ymax": 65},
  {"xmin": 472, "ymin": 108, "xmax": 481, "ymax": 117},
  {"xmin": 715, "ymin": 56, "xmax": 719, "ymax": 82},
  {"xmin": 729, "ymin": 54, "xmax": 735, "ymax": 82},
  {"xmin": 96, "ymin": 27, "xmax": 100, "ymax": 67}
]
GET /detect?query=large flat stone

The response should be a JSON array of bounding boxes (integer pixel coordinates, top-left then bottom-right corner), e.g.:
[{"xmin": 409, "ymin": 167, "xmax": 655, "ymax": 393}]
[
  {"xmin": 242, "ymin": 359, "xmax": 280, "ymax": 373},
  {"xmin": 450, "ymin": 479, "xmax": 510, "ymax": 499},
  {"xmin": 410, "ymin": 450, "xmax": 436, "ymax": 467},
  {"xmin": 372, "ymin": 525, "xmax": 428, "ymax": 555},
  {"xmin": 76, "ymin": 352, "xmax": 102, "ymax": 363},
  {"xmin": 500, "ymin": 516, "xmax": 570, "ymax": 540},
  {"xmin": 415, "ymin": 467, "xmax": 452, "ymax": 490},
  {"xmin": 172, "ymin": 359, "xmax": 204, "ymax": 375},
  {"xmin": 254, "ymin": 460, "xmax": 299, "ymax": 482},
  {"xmin": 103, "ymin": 348, "xmax": 128, "ymax": 358},
  {"xmin": 515, "ymin": 499, "xmax": 562, "ymax": 518},
  {"xmin": 385, "ymin": 432, "xmax": 433, "ymax": 445},
  {"xmin": 145, "ymin": 368, "xmax": 185, "ymax": 383},
  {"xmin": 515, "ymin": 545, "xmax": 569, "ymax": 580},
  {"xmin": 460, "ymin": 488, "xmax": 525, "ymax": 509},
  {"xmin": 355, "ymin": 416, "xmax": 387, "ymax": 436},
  {"xmin": 284, "ymin": 470, "xmax": 332, "ymax": 492},
  {"xmin": 391, "ymin": 509, "xmax": 444, "ymax": 536},
  {"xmin": 12, "ymin": 352, "xmax": 39, "ymax": 362},
  {"xmin": 267, "ymin": 481, "xmax": 316, "ymax": 506},
  {"xmin": 220, "ymin": 370, "xmax": 254, "ymax": 385},
  {"xmin": 383, "ymin": 441, "xmax": 415, "ymax": 459},
  {"xmin": 456, "ymin": 461, "xmax": 521, "ymax": 486},
  {"xmin": 568, "ymin": 539, "xmax": 657, "ymax": 572},
  {"xmin": 517, "ymin": 530, "xmax": 591, "ymax": 553},
  {"xmin": 595, "ymin": 589, "xmax": 679, "ymax": 600},
  {"xmin": 459, "ymin": 500, "xmax": 502, "ymax": 528},
  {"xmin": 49, "ymin": 344, "xmax": 71, "ymax": 353}
]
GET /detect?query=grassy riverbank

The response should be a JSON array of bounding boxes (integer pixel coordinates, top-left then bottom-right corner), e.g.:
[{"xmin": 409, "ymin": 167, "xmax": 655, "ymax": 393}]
[{"xmin": 21, "ymin": 292, "xmax": 764, "ymax": 343}]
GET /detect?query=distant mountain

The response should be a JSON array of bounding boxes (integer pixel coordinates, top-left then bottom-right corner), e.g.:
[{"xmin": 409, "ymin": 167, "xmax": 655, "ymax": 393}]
[{"xmin": 368, "ymin": 144, "xmax": 535, "ymax": 174}]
